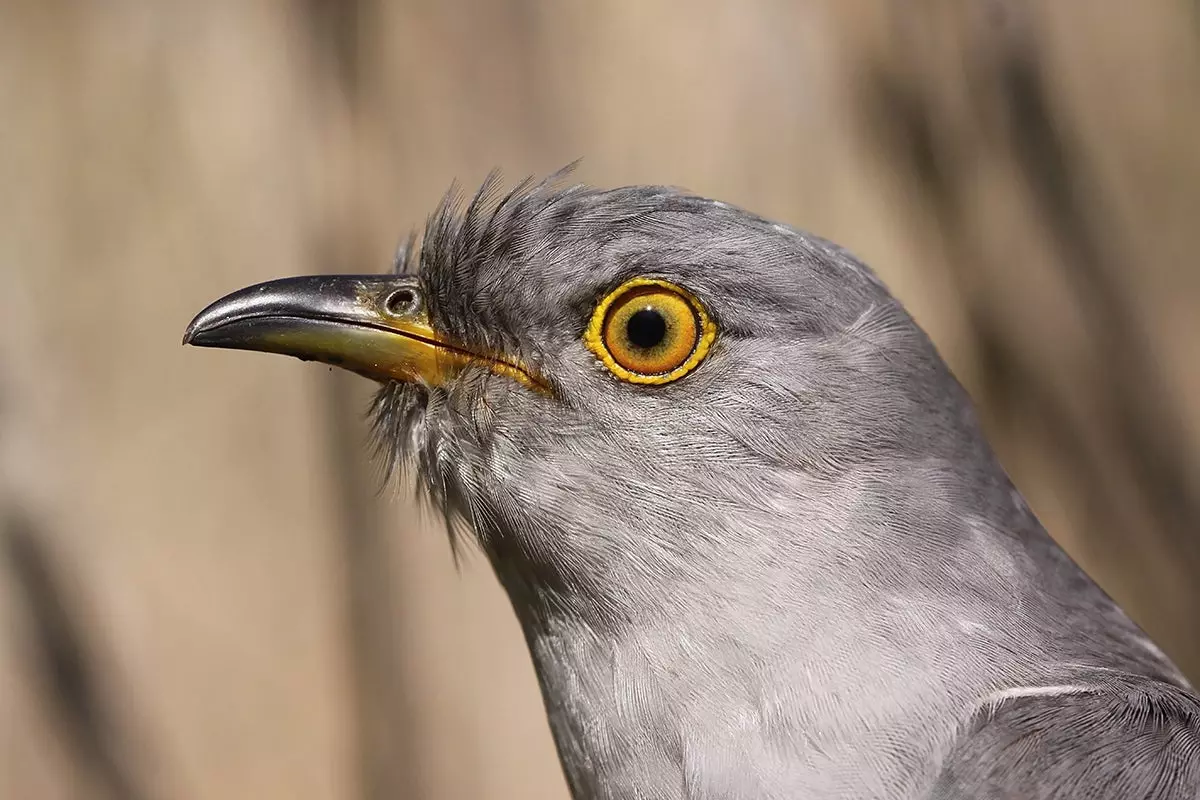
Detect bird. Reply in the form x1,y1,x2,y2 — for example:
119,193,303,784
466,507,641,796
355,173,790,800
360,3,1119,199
184,170,1200,799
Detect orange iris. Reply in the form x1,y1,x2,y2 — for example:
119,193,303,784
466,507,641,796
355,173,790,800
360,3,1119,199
584,278,716,385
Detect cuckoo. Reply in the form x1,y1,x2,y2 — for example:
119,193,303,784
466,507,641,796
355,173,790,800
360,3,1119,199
185,172,1200,799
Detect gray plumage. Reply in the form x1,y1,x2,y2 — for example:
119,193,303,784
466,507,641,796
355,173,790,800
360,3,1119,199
371,173,1200,799
209,170,1200,798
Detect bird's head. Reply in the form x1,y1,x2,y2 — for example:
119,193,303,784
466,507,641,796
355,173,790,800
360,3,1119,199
185,171,993,624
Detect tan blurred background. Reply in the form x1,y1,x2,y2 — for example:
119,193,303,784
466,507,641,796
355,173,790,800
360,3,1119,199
2,2,1199,799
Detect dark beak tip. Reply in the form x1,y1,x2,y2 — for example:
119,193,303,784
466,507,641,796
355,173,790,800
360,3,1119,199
181,314,207,347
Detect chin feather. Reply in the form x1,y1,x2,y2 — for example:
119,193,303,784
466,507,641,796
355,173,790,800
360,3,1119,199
367,379,481,565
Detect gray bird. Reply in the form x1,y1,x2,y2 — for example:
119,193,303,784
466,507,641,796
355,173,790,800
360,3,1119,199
184,172,1200,799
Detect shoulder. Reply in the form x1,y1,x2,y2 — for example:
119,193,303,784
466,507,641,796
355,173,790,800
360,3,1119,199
931,677,1200,799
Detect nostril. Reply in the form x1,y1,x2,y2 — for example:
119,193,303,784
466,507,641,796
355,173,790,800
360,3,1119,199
384,287,418,315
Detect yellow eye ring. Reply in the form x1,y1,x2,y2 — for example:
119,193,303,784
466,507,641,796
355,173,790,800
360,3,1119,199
584,278,716,385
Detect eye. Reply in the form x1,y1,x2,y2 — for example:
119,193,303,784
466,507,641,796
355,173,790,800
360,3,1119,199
584,278,716,384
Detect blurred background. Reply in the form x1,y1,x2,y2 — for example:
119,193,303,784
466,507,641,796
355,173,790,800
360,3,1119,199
3,1,1199,798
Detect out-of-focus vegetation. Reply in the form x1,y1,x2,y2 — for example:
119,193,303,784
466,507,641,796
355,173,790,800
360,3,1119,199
2,2,1198,799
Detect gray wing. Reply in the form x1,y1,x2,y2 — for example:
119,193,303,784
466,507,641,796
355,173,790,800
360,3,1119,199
930,677,1200,799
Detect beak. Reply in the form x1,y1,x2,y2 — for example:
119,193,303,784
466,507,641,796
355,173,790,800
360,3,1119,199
183,274,547,393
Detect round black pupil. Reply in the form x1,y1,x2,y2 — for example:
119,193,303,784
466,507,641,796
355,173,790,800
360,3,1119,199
625,308,668,350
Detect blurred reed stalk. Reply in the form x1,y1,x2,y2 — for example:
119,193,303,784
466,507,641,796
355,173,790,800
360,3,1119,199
2,511,152,800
